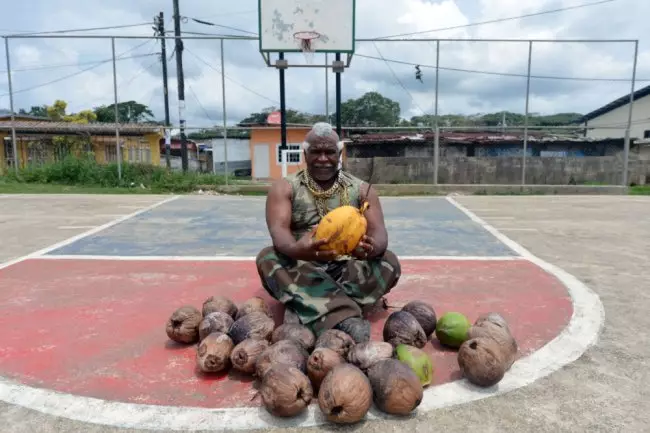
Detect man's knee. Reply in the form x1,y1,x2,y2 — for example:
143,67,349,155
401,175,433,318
255,245,276,270
380,249,401,288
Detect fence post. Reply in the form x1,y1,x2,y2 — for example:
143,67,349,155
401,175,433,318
4,37,19,173
220,38,229,185
623,40,638,187
522,40,532,185
111,37,122,180
433,40,440,185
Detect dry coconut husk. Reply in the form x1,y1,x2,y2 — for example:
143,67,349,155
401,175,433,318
229,339,270,374
271,323,315,352
367,358,423,415
401,301,437,338
382,311,427,349
260,364,313,417
314,329,356,358
196,332,234,373
166,305,203,344
468,321,517,369
199,312,234,342
307,347,345,391
457,337,507,387
318,363,373,424
235,296,272,320
202,296,238,319
347,341,394,371
474,312,510,331
255,339,309,379
228,311,275,345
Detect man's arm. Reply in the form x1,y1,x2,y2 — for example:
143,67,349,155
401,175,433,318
265,179,297,257
360,183,388,256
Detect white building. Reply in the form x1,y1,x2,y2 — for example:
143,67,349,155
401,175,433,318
581,84,650,142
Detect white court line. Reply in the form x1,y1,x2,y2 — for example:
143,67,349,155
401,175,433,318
0,195,179,271
0,195,605,431
36,255,526,262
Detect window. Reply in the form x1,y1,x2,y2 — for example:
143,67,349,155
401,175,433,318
276,143,302,164
644,130,650,139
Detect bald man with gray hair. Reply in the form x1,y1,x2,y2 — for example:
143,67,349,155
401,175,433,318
255,122,402,343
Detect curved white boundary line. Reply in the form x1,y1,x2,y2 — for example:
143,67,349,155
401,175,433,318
0,196,605,431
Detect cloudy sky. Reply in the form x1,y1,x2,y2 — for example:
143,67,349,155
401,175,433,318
0,0,648,130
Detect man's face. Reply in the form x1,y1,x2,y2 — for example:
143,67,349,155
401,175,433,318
304,137,340,182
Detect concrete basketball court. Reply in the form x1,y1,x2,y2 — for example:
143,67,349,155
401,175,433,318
0,193,648,432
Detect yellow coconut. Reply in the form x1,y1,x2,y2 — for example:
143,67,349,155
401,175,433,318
314,202,369,256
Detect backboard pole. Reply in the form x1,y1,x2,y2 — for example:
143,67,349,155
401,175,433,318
335,53,342,138
279,52,288,155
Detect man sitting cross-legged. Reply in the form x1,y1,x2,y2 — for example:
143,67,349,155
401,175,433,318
255,122,401,342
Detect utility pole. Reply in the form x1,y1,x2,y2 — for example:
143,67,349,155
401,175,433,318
173,0,188,172
155,12,172,169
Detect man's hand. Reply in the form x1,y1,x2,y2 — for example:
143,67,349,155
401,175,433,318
352,234,379,260
290,228,339,262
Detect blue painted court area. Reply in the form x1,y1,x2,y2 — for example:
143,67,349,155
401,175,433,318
45,196,519,257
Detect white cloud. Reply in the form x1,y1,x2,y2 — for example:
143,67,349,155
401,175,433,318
0,0,648,128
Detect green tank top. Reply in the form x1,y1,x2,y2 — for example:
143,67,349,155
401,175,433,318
286,169,366,241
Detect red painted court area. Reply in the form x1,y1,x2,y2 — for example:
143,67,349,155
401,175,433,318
0,258,572,409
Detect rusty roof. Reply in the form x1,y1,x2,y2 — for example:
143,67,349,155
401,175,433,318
0,120,163,136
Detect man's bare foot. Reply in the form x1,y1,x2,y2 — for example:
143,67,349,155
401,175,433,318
334,317,370,343
283,307,301,324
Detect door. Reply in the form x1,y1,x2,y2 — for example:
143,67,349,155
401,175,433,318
253,143,270,178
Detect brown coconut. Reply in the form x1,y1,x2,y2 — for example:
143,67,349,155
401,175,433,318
382,311,427,349
401,301,438,338
196,332,234,373
199,312,234,341
468,321,518,369
314,329,356,358
457,337,507,387
260,364,313,417
318,363,373,424
347,341,394,371
165,305,203,344
255,339,309,379
235,296,272,320
202,295,238,319
228,311,275,345
367,358,423,415
307,347,345,391
271,323,316,352
475,312,510,330
229,339,270,374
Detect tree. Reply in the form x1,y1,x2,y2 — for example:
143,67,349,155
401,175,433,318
93,101,155,123
18,105,48,117
337,91,401,127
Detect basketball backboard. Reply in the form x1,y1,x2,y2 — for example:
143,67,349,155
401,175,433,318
258,0,355,68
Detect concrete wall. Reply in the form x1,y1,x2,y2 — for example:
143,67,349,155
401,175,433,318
346,156,650,185
584,94,650,140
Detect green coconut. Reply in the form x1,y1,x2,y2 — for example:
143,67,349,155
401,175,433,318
394,344,434,387
435,312,471,348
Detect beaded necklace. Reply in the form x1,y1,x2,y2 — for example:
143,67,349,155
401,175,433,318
300,169,350,217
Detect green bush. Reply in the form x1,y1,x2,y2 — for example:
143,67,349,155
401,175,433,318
4,156,227,192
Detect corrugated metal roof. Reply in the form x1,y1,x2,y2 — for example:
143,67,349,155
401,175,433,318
0,120,163,135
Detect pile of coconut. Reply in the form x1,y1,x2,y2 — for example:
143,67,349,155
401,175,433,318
165,295,518,424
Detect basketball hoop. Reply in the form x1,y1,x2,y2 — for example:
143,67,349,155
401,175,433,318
294,31,320,64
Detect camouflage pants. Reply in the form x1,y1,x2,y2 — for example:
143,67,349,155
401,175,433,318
255,246,402,336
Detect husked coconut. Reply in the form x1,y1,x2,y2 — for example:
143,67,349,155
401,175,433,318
367,358,423,415
260,364,313,417
229,339,270,374
318,363,373,424
401,301,437,338
196,332,234,373
165,305,202,344
383,311,427,349
307,347,345,391
314,329,356,358
255,339,309,379
468,321,517,369
347,341,394,371
457,337,507,387
228,311,275,345
334,317,371,344
202,296,238,318
199,312,234,341
271,323,315,352
474,312,510,331
235,296,272,320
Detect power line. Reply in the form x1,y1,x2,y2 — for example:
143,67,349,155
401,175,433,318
372,0,618,39
1,22,152,37
354,53,648,82
184,17,258,36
